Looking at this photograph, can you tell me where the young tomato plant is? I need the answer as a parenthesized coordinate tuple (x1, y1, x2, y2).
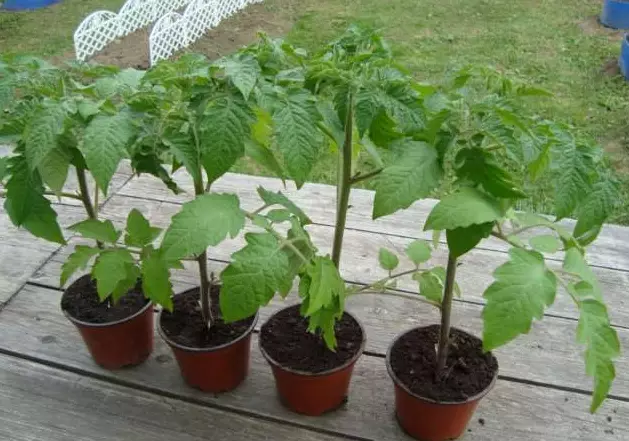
(0, 56, 171, 308)
(364, 66, 621, 412)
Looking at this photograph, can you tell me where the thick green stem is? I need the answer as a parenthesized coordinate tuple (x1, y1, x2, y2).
(436, 254, 457, 377)
(76, 168, 97, 220)
(331, 94, 353, 268)
(193, 172, 214, 328)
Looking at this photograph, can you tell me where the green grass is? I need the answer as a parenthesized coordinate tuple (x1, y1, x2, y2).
(2, 0, 629, 223)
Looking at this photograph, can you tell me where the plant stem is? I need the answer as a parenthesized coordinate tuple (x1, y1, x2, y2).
(349, 168, 383, 185)
(193, 170, 214, 328)
(331, 93, 353, 268)
(436, 254, 457, 377)
(0, 189, 83, 200)
(76, 168, 97, 220)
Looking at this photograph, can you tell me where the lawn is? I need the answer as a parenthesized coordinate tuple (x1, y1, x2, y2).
(1, 0, 629, 223)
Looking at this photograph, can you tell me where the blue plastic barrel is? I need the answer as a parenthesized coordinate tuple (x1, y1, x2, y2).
(620, 35, 629, 80)
(602, 0, 629, 29)
(2, 0, 60, 10)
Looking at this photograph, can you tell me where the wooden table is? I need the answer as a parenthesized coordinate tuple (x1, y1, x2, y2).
(0, 168, 627, 440)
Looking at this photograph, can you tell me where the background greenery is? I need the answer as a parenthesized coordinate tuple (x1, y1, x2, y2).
(2, 0, 628, 223)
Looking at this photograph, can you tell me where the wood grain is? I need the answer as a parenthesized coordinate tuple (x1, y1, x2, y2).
(0, 354, 346, 441)
(0, 285, 625, 441)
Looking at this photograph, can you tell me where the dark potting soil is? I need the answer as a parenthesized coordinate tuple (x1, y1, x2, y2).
(61, 275, 148, 324)
(160, 286, 255, 349)
(390, 325, 498, 402)
(260, 305, 364, 373)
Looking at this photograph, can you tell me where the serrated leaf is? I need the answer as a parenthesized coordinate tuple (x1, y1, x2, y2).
(257, 187, 311, 225)
(0, 156, 8, 182)
(551, 139, 593, 219)
(355, 88, 384, 137)
(68, 219, 120, 244)
(245, 140, 285, 180)
(563, 247, 600, 295)
(368, 109, 402, 147)
(432, 229, 442, 249)
(38, 147, 70, 193)
(378, 248, 399, 271)
(92, 248, 137, 301)
(220, 232, 291, 321)
(529, 235, 561, 253)
(161, 193, 245, 261)
(141, 248, 173, 310)
(482, 248, 557, 350)
(573, 291, 619, 412)
(77, 99, 102, 120)
(361, 136, 384, 168)
(413, 269, 444, 303)
(4, 155, 65, 244)
(406, 240, 431, 265)
(273, 90, 323, 187)
(455, 147, 526, 199)
(446, 222, 493, 258)
(199, 94, 254, 185)
(220, 54, 261, 99)
(265, 209, 293, 223)
(162, 124, 200, 183)
(125, 209, 161, 247)
(574, 179, 619, 244)
(373, 140, 442, 218)
(425, 188, 504, 231)
(23, 103, 66, 171)
(60, 245, 99, 286)
(82, 112, 135, 194)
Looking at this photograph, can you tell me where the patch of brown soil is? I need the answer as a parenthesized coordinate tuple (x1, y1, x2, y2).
(578, 15, 624, 41)
(70, 3, 293, 69)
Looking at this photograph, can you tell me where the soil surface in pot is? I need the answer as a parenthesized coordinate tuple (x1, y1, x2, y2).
(260, 305, 363, 373)
(161, 286, 255, 348)
(61, 275, 148, 324)
(390, 325, 498, 402)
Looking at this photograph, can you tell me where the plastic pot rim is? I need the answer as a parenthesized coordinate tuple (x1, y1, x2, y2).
(259, 304, 366, 377)
(386, 325, 498, 406)
(157, 287, 259, 353)
(61, 279, 154, 329)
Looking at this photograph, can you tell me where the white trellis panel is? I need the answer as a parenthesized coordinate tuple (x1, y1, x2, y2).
(155, 0, 192, 20)
(183, 0, 218, 42)
(73, 11, 120, 61)
(149, 13, 190, 65)
(117, 0, 159, 36)
(213, 0, 245, 22)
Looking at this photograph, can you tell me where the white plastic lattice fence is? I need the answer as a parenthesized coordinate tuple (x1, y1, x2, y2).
(183, 0, 219, 43)
(74, 11, 120, 62)
(149, 13, 190, 66)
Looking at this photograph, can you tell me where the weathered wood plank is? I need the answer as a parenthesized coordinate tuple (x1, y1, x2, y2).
(0, 355, 346, 441)
(119, 172, 629, 273)
(0, 285, 624, 441)
(46, 195, 629, 327)
(0, 204, 86, 305)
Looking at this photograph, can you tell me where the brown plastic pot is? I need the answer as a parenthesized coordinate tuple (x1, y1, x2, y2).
(259, 307, 366, 416)
(63, 300, 154, 370)
(158, 306, 258, 393)
(386, 326, 498, 441)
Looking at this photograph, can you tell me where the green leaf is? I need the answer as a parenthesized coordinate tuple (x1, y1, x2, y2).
(574, 179, 619, 244)
(563, 247, 600, 295)
(60, 245, 100, 286)
(425, 188, 504, 231)
(482, 248, 557, 350)
(245, 140, 285, 180)
(125, 209, 161, 247)
(273, 90, 323, 187)
(355, 88, 384, 137)
(446, 222, 493, 258)
(455, 148, 526, 199)
(141, 248, 173, 310)
(162, 124, 200, 183)
(551, 139, 593, 219)
(302, 256, 345, 316)
(161, 193, 245, 261)
(413, 269, 444, 303)
(0, 156, 8, 182)
(199, 94, 254, 185)
(529, 235, 561, 253)
(265, 209, 293, 223)
(432, 229, 442, 249)
(82, 112, 135, 194)
(92, 249, 137, 301)
(378, 248, 399, 271)
(23, 103, 66, 171)
(77, 99, 102, 120)
(68, 219, 120, 244)
(4, 155, 65, 244)
(257, 187, 311, 225)
(575, 294, 619, 412)
(38, 148, 70, 193)
(220, 54, 261, 100)
(220, 232, 292, 321)
(405, 240, 432, 265)
(373, 140, 442, 218)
